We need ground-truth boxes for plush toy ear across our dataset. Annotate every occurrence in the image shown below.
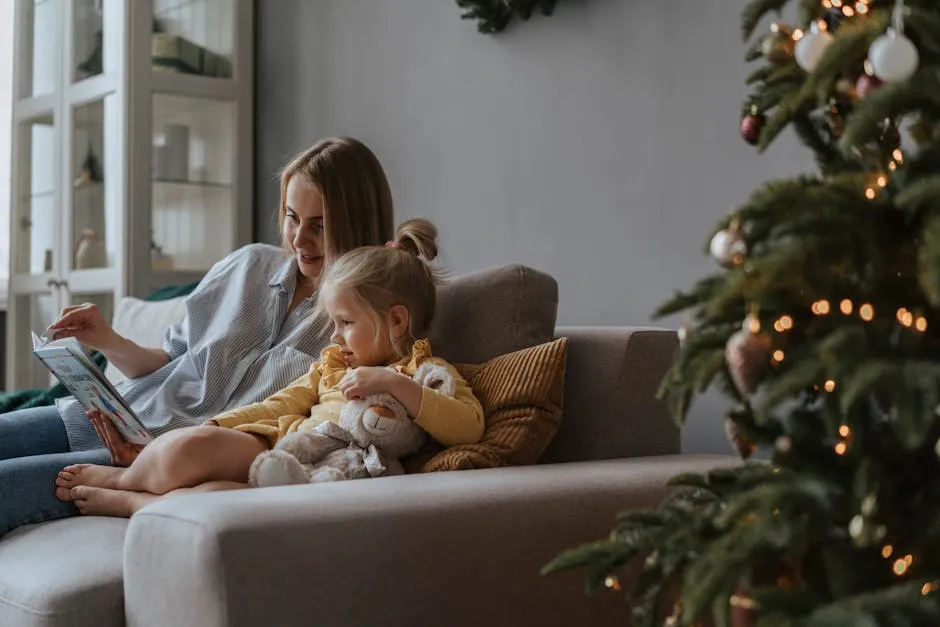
[413,362,457,398]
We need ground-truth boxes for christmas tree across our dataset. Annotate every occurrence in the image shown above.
[543,0,940,625]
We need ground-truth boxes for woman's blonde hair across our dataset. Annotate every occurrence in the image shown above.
[317,218,444,358]
[277,137,395,264]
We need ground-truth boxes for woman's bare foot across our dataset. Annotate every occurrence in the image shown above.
[55,464,127,501]
[70,486,156,518]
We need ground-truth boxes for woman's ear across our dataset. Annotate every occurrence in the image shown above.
[387,304,410,339]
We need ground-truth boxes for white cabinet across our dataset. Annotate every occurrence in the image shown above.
[7,0,253,390]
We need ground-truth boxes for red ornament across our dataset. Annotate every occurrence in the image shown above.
[856,73,883,100]
[741,113,765,146]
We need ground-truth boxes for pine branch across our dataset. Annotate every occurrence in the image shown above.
[840,76,940,157]
[918,210,940,307]
[741,0,791,42]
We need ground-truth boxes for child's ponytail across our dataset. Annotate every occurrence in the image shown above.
[391,219,438,262]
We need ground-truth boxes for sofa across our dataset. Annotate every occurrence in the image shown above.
[0,265,738,627]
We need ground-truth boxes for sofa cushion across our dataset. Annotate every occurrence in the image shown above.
[105,295,188,385]
[427,264,558,365]
[413,337,568,472]
[0,517,127,627]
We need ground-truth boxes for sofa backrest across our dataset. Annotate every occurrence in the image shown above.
[427,263,558,364]
[540,326,681,464]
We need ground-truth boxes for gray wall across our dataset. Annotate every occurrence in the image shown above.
[255,0,810,454]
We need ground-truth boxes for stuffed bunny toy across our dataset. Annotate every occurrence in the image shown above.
[249,361,456,487]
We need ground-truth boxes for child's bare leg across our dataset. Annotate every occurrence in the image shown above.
[59,426,268,496]
[71,480,249,518]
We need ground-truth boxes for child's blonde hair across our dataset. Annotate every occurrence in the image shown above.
[277,137,395,265]
[317,218,444,358]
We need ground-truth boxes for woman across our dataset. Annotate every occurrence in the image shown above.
[0,137,395,536]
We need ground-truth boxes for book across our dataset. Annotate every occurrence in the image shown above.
[31,332,153,445]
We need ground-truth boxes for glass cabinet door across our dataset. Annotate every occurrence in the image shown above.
[13,114,57,276]
[152,0,234,79]
[151,93,233,272]
[11,291,58,388]
[71,96,117,271]
[22,0,58,98]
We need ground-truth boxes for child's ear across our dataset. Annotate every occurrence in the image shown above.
[387,304,410,338]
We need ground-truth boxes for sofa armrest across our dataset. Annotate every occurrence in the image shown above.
[543,327,680,464]
[124,454,738,627]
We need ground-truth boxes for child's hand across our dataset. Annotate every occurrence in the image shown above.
[338,367,405,400]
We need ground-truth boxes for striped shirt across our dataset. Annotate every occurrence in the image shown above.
[58,244,329,451]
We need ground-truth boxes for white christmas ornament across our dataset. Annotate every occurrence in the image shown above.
[795,22,833,72]
[869,29,919,82]
[868,1,919,83]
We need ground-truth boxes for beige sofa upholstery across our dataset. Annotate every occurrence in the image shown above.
[0,325,738,627]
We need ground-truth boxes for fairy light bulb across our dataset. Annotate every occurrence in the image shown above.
[860,304,875,321]
[888,161,898,172]
[865,187,877,200]
[916,317,928,332]
[824,379,837,392]
[840,299,853,315]
[773,350,785,362]
[835,441,848,455]
[839,424,851,437]
[877,175,888,187]
[857,2,869,13]
[812,300,831,315]
[894,149,904,163]
[882,544,894,558]
[604,576,621,591]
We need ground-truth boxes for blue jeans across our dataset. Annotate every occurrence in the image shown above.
[0,406,111,537]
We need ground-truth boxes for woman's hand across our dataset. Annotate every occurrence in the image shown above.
[338,367,406,400]
[86,409,146,467]
[48,303,120,352]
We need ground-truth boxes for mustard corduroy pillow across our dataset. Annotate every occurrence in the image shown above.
[415,337,569,472]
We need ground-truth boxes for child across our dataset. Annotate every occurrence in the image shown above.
[55,219,484,518]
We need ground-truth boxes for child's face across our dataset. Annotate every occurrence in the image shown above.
[283,178,325,283]
[325,289,395,368]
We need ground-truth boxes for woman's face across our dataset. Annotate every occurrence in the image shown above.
[284,177,325,282]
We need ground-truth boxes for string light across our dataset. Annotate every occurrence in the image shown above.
[773,350,785,362]
[823,0,832,7]
[916,317,928,332]
[824,379,837,392]
[859,304,875,321]
[812,300,831,315]
[865,187,877,200]
[774,315,794,332]
[888,161,897,172]
[832,0,842,6]
[893,149,904,163]
[835,441,848,455]
[839,424,851,437]
[792,28,804,41]
[842,5,855,16]
[840,299,854,315]
[604,576,622,591]
[856,2,869,13]
[922,581,938,596]
[876,175,888,187]
[897,307,912,325]
[882,544,894,558]
[747,316,761,334]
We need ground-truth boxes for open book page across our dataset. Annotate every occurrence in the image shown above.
[31,332,153,445]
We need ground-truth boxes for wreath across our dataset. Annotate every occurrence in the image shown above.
[457,0,559,34]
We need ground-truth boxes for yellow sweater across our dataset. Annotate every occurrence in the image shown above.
[210,339,485,448]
